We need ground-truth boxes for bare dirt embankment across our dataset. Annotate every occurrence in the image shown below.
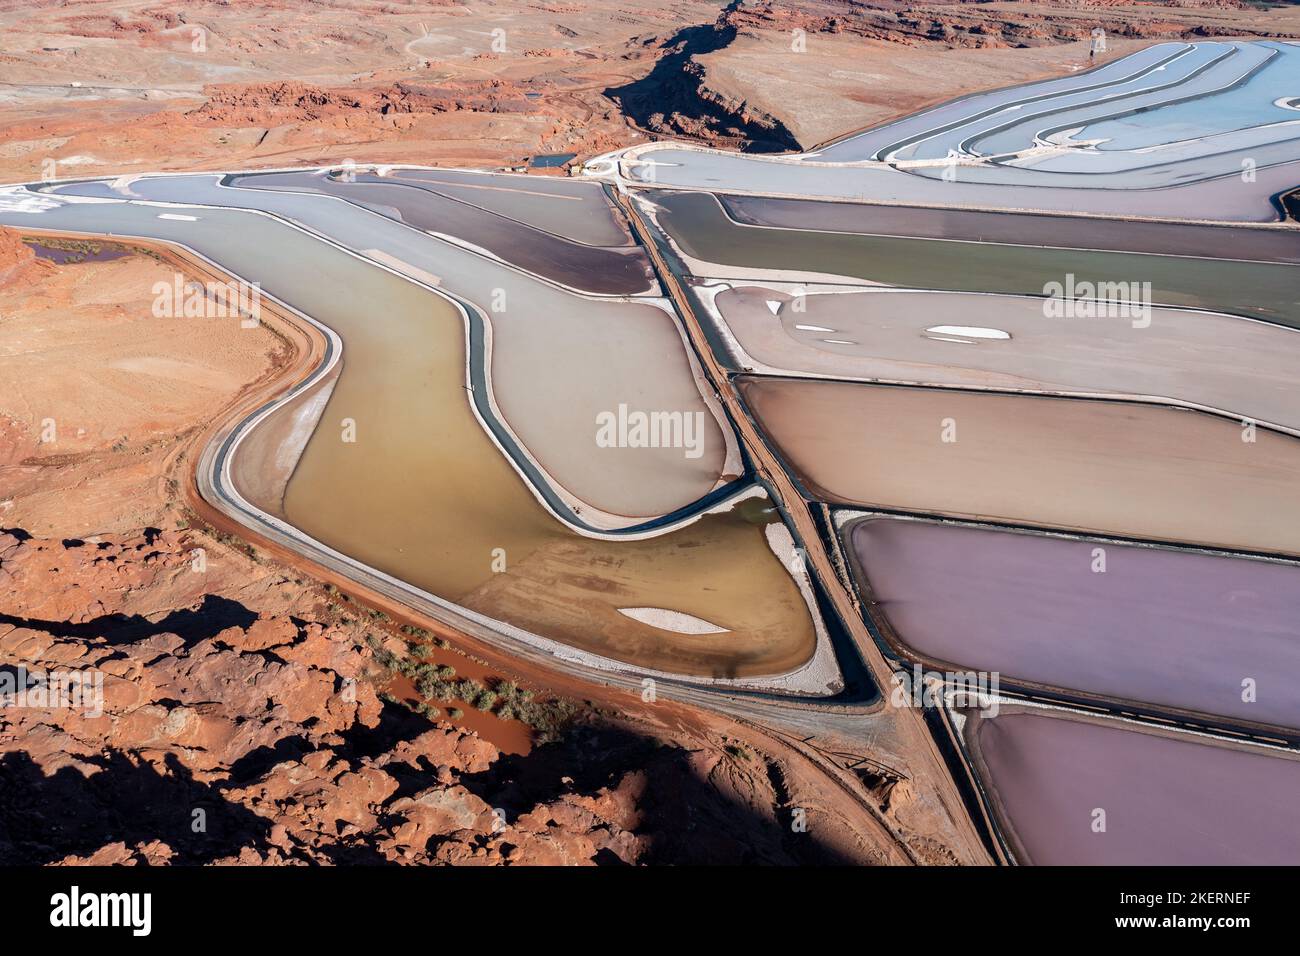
[0,227,930,864]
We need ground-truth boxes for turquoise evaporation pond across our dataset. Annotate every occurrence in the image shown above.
[808,43,1184,163]
[1076,41,1300,151]
[900,41,1238,163]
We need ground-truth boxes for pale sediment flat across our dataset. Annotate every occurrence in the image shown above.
[615,607,729,634]
[47,175,729,520]
[710,285,1300,432]
[738,376,1300,557]
[655,192,1300,329]
[232,362,340,517]
[849,516,1300,729]
[719,195,1300,264]
[963,706,1300,865]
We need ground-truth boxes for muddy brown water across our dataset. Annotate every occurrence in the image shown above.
[243,271,815,680]
[25,240,132,264]
[385,672,535,756]
[738,377,1300,557]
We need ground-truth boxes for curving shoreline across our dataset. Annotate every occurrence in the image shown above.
[3,203,836,691]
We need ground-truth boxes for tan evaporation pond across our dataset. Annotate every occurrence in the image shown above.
[714,286,1300,433]
[235,262,816,680]
[738,377,1300,557]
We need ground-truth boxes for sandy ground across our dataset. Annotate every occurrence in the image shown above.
[0,242,284,534]
[0,0,725,182]
[611,0,1300,150]
[695,34,1150,149]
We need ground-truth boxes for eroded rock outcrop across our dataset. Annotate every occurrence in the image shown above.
[0,227,54,288]
[0,530,873,865]
[186,79,538,127]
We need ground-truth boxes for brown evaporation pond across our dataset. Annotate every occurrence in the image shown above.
[233,259,815,679]
[738,377,1300,557]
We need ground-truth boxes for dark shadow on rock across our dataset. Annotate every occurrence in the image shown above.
[223,735,316,785]
[459,721,858,865]
[603,2,801,153]
[0,593,258,647]
[0,750,274,865]
[223,699,438,805]
[335,697,438,761]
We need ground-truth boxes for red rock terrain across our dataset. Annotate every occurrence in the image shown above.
[0,527,904,865]
[3,0,1297,175]
[0,0,722,180]
[0,228,54,287]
